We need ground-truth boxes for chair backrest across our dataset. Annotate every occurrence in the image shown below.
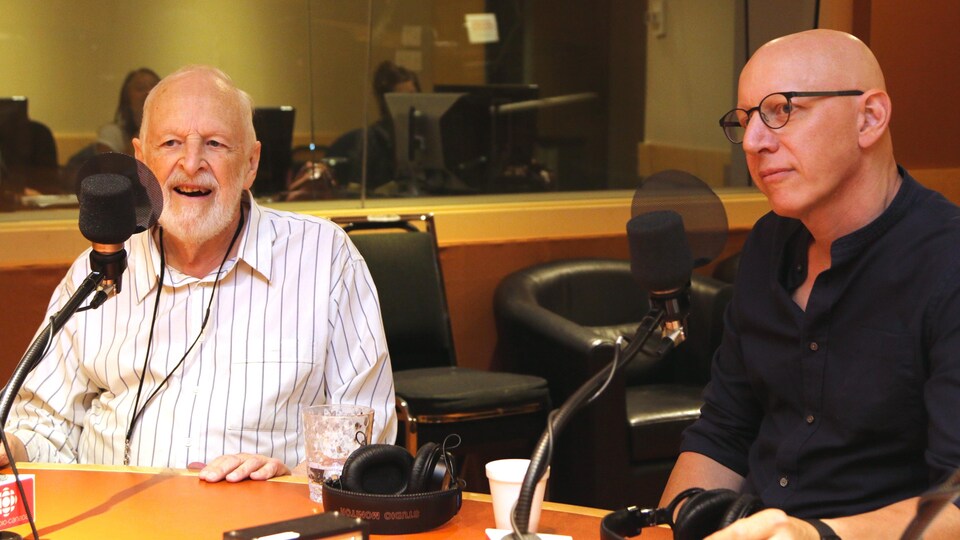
[332,214,456,372]
[495,258,732,386]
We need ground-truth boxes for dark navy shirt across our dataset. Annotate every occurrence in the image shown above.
[681,168,960,518]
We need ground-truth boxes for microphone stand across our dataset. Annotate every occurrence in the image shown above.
[509,306,683,538]
[0,269,106,540]
[899,467,960,540]
[0,270,106,423]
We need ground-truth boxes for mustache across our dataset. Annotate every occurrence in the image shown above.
[164,170,218,191]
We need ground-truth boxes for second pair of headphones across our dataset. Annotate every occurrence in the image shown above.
[600,488,763,540]
[321,439,464,535]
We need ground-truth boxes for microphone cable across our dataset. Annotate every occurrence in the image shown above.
[509,308,666,538]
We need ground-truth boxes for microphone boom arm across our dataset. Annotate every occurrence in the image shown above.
[511,306,684,536]
[0,270,106,426]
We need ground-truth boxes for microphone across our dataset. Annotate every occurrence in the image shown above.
[509,215,699,539]
[73,152,164,307]
[627,210,694,342]
[0,153,162,538]
[78,173,136,296]
[509,170,725,539]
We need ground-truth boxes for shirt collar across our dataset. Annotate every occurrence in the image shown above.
[829,165,917,264]
[235,191,274,283]
[128,191,273,304]
[777,166,920,288]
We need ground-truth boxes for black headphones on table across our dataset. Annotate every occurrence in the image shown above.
[601,488,763,540]
[321,438,464,535]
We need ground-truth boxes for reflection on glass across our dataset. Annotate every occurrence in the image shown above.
[0,0,821,214]
[321,60,422,199]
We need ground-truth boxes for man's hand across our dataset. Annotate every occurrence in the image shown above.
[0,432,28,467]
[705,509,820,540]
[197,453,291,482]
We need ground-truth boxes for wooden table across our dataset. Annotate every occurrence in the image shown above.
[1,463,671,539]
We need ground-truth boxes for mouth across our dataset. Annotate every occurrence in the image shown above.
[758,167,792,183]
[172,185,213,198]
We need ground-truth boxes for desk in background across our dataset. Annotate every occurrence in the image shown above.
[2,463,671,539]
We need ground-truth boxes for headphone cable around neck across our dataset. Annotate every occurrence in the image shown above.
[124,208,245,466]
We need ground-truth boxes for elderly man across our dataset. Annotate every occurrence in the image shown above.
[661,30,960,538]
[2,65,397,482]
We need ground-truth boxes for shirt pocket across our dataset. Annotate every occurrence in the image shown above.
[829,327,922,436]
[226,338,320,432]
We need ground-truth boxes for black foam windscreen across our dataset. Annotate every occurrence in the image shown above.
[78,174,137,245]
[75,152,163,232]
[627,210,694,293]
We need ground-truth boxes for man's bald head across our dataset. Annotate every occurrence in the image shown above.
[735,29,898,230]
[741,29,885,104]
[140,65,257,150]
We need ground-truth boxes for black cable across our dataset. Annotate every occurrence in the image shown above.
[0,272,108,539]
[124,208,245,465]
[124,229,167,465]
[510,309,667,537]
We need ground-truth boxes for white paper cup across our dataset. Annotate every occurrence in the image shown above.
[485,458,550,532]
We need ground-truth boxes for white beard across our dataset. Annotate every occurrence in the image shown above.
[158,170,241,245]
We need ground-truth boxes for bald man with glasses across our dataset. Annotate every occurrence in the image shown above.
[660,29,960,539]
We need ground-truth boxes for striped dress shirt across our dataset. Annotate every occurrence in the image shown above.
[6,194,397,468]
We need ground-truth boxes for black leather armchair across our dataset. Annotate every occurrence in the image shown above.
[494,258,733,510]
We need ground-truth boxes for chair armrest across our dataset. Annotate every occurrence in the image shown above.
[494,274,627,404]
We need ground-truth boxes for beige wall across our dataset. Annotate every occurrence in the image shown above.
[0,1,381,159]
[643,0,735,154]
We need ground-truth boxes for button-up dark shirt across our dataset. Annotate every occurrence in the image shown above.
[681,168,960,518]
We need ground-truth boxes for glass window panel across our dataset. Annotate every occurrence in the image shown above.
[0,0,819,214]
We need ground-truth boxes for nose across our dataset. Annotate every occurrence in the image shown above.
[741,114,777,154]
[180,136,207,176]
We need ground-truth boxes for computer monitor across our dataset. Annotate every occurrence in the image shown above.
[0,97,29,202]
[251,106,295,197]
[0,97,28,158]
[433,84,539,191]
[384,92,462,173]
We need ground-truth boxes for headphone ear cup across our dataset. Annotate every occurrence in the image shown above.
[340,444,414,495]
[407,442,442,494]
[673,489,742,540]
[719,493,763,529]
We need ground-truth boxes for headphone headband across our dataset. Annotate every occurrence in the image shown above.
[322,478,462,534]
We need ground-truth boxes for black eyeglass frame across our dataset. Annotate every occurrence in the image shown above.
[719,90,864,144]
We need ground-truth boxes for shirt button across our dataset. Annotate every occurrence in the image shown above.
[779,476,789,487]
[184,438,192,447]
[809,342,819,351]
[806,414,815,424]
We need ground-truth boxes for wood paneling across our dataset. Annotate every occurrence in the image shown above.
[0,231,751,385]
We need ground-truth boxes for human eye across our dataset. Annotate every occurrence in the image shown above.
[760,95,792,127]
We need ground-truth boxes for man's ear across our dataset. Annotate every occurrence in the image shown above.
[858,90,892,148]
[133,137,144,162]
[244,141,261,190]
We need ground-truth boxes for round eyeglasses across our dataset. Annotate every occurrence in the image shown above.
[719,90,864,144]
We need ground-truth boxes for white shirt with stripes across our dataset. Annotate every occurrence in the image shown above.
[6,194,397,468]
